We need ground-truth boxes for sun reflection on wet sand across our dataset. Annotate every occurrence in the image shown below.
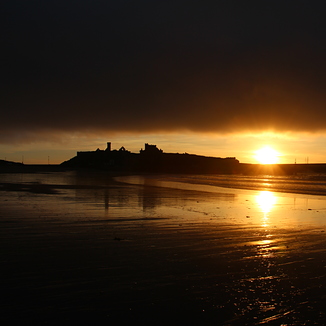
[255,191,277,215]
[255,191,277,227]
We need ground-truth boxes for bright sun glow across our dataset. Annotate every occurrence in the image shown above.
[254,146,280,164]
[256,191,277,214]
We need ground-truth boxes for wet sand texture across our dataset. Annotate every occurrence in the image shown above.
[1,172,326,325]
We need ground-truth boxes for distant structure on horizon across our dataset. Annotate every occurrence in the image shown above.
[76,142,164,157]
[140,143,163,155]
[65,142,240,173]
[77,141,130,157]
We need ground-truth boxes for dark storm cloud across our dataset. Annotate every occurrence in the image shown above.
[2,1,326,142]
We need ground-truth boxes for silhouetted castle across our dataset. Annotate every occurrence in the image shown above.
[62,142,240,173]
[140,143,163,155]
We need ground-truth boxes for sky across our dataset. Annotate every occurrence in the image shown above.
[2,1,326,164]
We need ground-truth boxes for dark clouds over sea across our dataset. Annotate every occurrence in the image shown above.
[2,1,326,143]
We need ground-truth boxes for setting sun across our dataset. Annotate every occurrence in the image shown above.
[254,146,280,164]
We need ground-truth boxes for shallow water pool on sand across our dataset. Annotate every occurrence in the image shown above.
[1,171,326,324]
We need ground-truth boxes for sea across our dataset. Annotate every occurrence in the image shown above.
[116,172,326,195]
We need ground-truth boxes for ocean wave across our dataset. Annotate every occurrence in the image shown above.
[161,174,326,196]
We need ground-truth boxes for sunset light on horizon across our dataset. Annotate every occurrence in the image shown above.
[1,131,325,165]
[254,146,280,164]
[1,2,326,165]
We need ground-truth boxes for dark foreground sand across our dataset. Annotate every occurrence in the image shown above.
[1,171,326,325]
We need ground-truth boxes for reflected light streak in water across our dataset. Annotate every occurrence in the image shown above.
[255,239,275,258]
[255,191,277,226]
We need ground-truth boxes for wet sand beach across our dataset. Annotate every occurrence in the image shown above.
[1,171,326,325]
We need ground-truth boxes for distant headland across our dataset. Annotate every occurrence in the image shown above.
[61,142,240,174]
[2,142,326,175]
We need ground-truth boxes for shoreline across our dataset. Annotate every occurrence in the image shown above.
[167,176,326,197]
[115,173,326,198]
[3,161,326,174]
[2,170,326,324]
[1,166,326,197]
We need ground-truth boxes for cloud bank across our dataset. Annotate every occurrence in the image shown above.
[2,1,326,143]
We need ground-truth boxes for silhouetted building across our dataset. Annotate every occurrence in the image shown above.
[140,143,163,155]
[64,142,240,173]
